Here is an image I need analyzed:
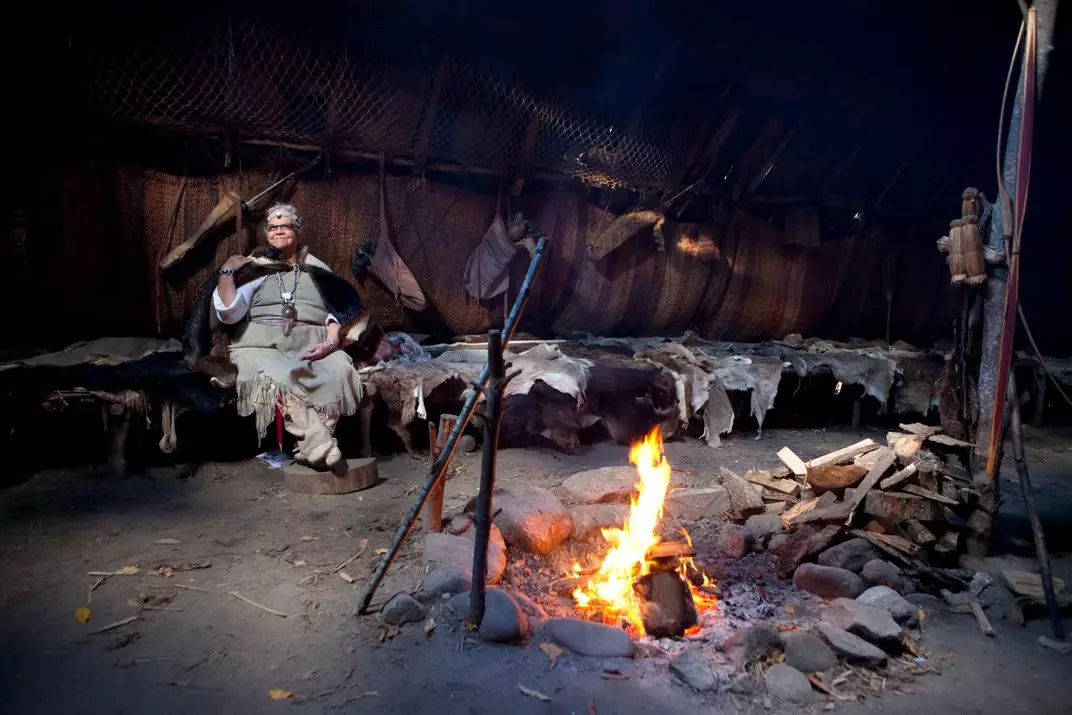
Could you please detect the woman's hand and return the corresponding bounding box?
[301,340,337,362]
[220,255,252,272]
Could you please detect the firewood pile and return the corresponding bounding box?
[719,424,978,582]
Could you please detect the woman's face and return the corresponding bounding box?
[266,219,298,255]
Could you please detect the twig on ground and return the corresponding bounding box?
[88,577,106,604]
[88,615,140,635]
[139,605,183,612]
[147,583,210,592]
[333,540,370,574]
[227,590,288,617]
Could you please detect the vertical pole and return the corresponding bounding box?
[422,422,442,533]
[470,330,504,627]
[1007,373,1065,642]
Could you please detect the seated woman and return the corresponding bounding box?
[209,203,369,470]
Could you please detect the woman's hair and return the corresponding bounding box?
[264,202,303,233]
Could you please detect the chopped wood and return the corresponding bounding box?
[646,541,696,560]
[778,492,836,530]
[777,447,808,476]
[899,423,942,439]
[806,464,866,493]
[879,462,918,490]
[1001,570,1066,600]
[854,449,886,470]
[790,501,853,525]
[864,490,945,523]
[859,532,921,557]
[886,431,910,447]
[88,615,140,635]
[227,591,288,618]
[769,465,793,479]
[903,519,937,546]
[719,467,765,519]
[902,484,959,505]
[927,434,974,448]
[745,469,801,496]
[804,524,844,558]
[891,434,923,461]
[844,447,897,525]
[917,470,939,493]
[968,595,995,636]
[806,439,879,469]
[864,520,887,534]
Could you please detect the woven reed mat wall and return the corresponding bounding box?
[26,162,956,349]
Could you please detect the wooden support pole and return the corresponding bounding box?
[470,330,505,628]
[357,235,548,615]
[1007,372,1066,644]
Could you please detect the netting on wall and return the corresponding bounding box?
[70,18,685,191]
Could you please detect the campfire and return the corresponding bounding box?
[569,426,719,638]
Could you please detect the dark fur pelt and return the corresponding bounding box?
[181,245,370,378]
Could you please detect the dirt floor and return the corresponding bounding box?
[1,424,1071,714]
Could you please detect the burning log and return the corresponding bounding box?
[634,569,698,638]
[646,541,696,560]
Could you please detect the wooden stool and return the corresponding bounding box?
[282,457,379,495]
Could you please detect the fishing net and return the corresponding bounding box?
[70,18,686,192]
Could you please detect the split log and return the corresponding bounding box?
[646,541,696,560]
[769,465,794,479]
[927,433,974,448]
[891,434,923,461]
[933,530,961,557]
[844,447,897,524]
[858,531,921,557]
[805,439,879,469]
[806,464,866,494]
[744,469,801,496]
[917,470,940,493]
[777,447,808,476]
[854,449,886,470]
[779,492,836,529]
[282,458,379,495]
[720,467,765,519]
[878,462,918,490]
[902,484,959,505]
[635,570,698,638]
[904,519,937,546]
[863,490,945,523]
[864,521,887,534]
[899,423,942,439]
[789,501,853,525]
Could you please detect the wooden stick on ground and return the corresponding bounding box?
[333,540,369,574]
[228,591,288,618]
[88,615,140,635]
[968,595,995,637]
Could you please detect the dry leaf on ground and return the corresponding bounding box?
[538,641,565,666]
[75,607,92,624]
[268,688,293,700]
[517,683,551,702]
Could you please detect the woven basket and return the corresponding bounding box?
[961,216,985,285]
[947,219,967,285]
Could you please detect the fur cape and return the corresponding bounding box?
[181,245,378,386]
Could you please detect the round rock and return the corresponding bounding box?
[422,566,472,600]
[857,585,919,627]
[782,630,837,673]
[459,434,478,452]
[545,618,634,658]
[765,663,814,704]
[381,592,427,625]
[444,588,529,643]
[817,538,880,573]
[861,559,905,592]
[490,485,573,554]
[669,649,717,692]
[793,563,865,599]
[721,625,783,669]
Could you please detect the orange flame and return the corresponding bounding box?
[571,426,717,636]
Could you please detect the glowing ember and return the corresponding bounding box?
[571,426,718,636]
